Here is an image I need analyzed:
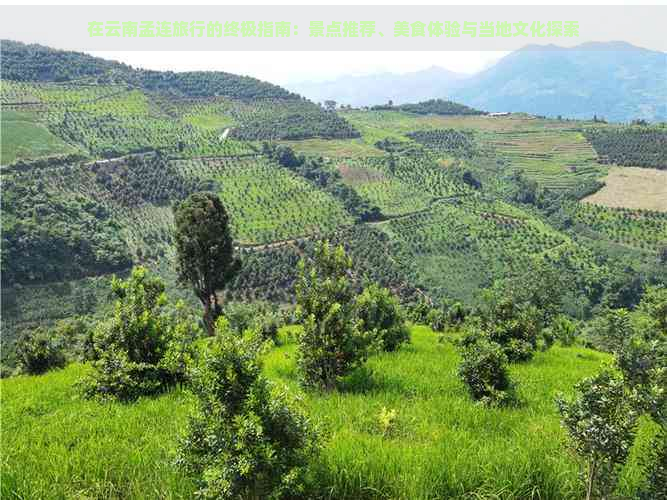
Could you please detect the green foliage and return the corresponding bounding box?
[510,170,540,205]
[177,156,353,244]
[613,288,667,423]
[355,283,410,352]
[478,292,542,362]
[1,326,619,499]
[566,201,667,254]
[265,144,382,222]
[175,321,318,499]
[296,241,368,391]
[223,301,263,334]
[229,99,359,140]
[2,82,354,161]
[173,192,240,335]
[406,297,433,323]
[406,128,475,156]
[488,128,601,192]
[1,40,298,100]
[426,307,447,332]
[223,301,286,343]
[15,327,66,375]
[90,153,203,207]
[584,126,667,169]
[556,370,638,500]
[638,284,667,334]
[639,427,667,500]
[1,176,131,286]
[584,308,634,353]
[457,334,515,406]
[49,316,94,361]
[372,99,484,116]
[83,267,197,401]
[0,109,79,164]
[553,315,578,346]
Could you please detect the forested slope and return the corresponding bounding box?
[1,42,666,373]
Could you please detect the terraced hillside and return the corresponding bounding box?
[486,129,602,190]
[2,43,666,371]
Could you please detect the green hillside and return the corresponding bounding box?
[3,70,667,351]
[1,42,666,500]
[4,325,647,500]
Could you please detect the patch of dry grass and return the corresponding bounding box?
[583,166,667,212]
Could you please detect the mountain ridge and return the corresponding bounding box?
[288,41,667,122]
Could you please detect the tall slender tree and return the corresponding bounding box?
[173,192,240,335]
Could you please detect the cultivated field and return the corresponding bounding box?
[583,166,667,212]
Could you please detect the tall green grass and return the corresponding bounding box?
[3,325,651,499]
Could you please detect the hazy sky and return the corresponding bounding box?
[22,0,663,86]
[88,51,510,85]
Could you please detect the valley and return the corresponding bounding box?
[1,39,666,500]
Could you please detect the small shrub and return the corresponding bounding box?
[444,301,468,326]
[584,308,634,353]
[539,327,556,351]
[223,302,285,343]
[83,267,198,401]
[176,321,318,499]
[407,297,432,323]
[553,315,577,346]
[15,327,66,375]
[296,241,368,391]
[50,316,93,361]
[457,335,515,406]
[426,307,446,332]
[256,309,284,343]
[377,407,399,438]
[355,284,410,352]
[223,301,259,334]
[638,284,667,334]
[480,295,541,362]
[556,370,638,500]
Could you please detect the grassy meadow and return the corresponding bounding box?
[4,325,656,500]
[0,109,79,164]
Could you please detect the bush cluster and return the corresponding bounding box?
[82,267,198,401]
[355,284,410,352]
[223,301,286,343]
[176,320,318,499]
[457,334,515,406]
[15,327,66,375]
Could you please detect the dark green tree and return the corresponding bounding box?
[173,192,240,335]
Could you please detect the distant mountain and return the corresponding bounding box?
[287,66,468,108]
[289,42,666,123]
[449,41,666,123]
